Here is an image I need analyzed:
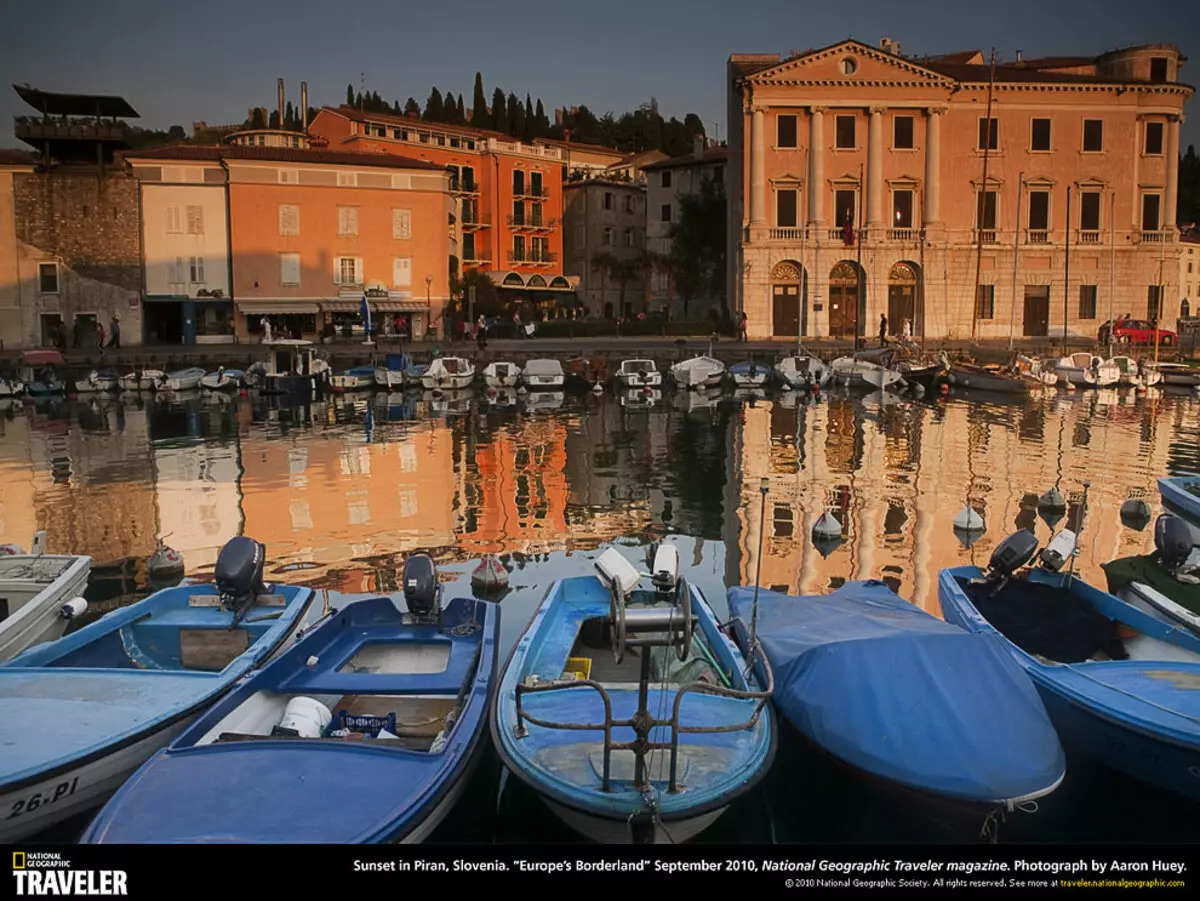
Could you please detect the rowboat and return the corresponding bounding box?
[521,359,565,390]
[163,367,206,392]
[1107,356,1161,388]
[420,357,475,391]
[1155,363,1200,389]
[774,354,830,389]
[614,360,661,389]
[829,356,904,391]
[492,542,775,843]
[330,366,377,391]
[0,537,313,841]
[728,360,772,388]
[1055,352,1119,388]
[200,367,244,391]
[670,355,725,389]
[1102,515,1200,635]
[373,353,420,391]
[484,361,522,388]
[946,363,1029,395]
[0,536,91,662]
[74,370,119,393]
[79,554,499,844]
[1158,474,1200,522]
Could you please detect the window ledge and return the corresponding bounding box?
[832,146,860,152]
[890,146,919,152]
[1028,149,1053,154]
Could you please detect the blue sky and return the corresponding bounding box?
[1,0,1197,149]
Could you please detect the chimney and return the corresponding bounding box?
[277,79,285,128]
[879,37,891,53]
[1015,49,1023,64]
[693,134,705,158]
[301,82,308,131]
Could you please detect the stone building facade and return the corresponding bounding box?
[562,178,647,316]
[727,39,1193,342]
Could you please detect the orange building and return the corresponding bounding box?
[124,144,453,341]
[727,39,1193,341]
[309,107,582,309]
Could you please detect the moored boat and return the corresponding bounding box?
[246,340,329,399]
[1155,362,1200,389]
[0,537,91,662]
[330,365,377,392]
[521,358,565,390]
[163,367,206,392]
[1102,515,1200,635]
[74,369,119,393]
[946,363,1030,395]
[79,554,499,845]
[1107,355,1161,388]
[830,356,904,391]
[1158,474,1200,522]
[728,580,1065,828]
[670,355,725,389]
[0,374,24,397]
[775,354,830,389]
[200,367,244,391]
[420,356,475,391]
[614,359,661,389]
[491,542,775,843]
[0,537,314,841]
[1056,352,1119,388]
[19,350,66,396]
[1012,355,1059,387]
[484,361,522,388]
[373,353,421,391]
[728,360,772,388]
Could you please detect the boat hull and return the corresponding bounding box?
[421,374,474,390]
[485,375,520,388]
[948,367,1029,395]
[542,797,726,844]
[0,563,91,664]
[372,369,406,390]
[1158,476,1200,522]
[731,372,770,388]
[615,373,662,389]
[521,376,564,390]
[75,379,118,393]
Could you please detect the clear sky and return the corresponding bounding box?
[1,0,1197,149]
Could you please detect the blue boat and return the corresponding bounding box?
[728,360,772,388]
[0,537,314,842]
[1158,474,1200,523]
[938,526,1200,802]
[727,580,1066,827]
[18,349,65,396]
[80,554,500,844]
[491,542,775,844]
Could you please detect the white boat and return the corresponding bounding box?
[614,359,662,389]
[421,356,476,391]
[329,366,376,391]
[371,366,405,390]
[829,356,905,391]
[0,536,91,663]
[1106,355,1162,388]
[1013,355,1060,386]
[520,358,565,390]
[670,355,725,389]
[728,360,772,388]
[120,370,167,391]
[775,354,830,389]
[200,367,244,391]
[1155,363,1200,388]
[0,376,26,397]
[484,361,522,388]
[1055,352,1119,388]
[246,339,330,399]
[73,370,119,393]
[163,367,205,392]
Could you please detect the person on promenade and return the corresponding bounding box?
[95,321,106,358]
[108,316,121,349]
[476,315,488,351]
[738,312,748,341]
[879,314,888,347]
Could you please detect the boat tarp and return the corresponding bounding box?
[727,580,1064,804]
[1104,554,1200,616]
[524,359,563,377]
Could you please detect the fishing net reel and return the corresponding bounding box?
[595,547,694,666]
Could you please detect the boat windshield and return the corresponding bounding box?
[624,361,653,373]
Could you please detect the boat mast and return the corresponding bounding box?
[1063,186,1071,344]
[971,49,997,341]
[1154,240,1165,365]
[749,476,769,654]
[1007,171,1023,351]
[856,161,865,349]
[1108,190,1116,356]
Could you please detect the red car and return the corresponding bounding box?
[1098,318,1177,346]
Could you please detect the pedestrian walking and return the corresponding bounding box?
[879,314,888,347]
[95,321,106,358]
[108,316,121,349]
[738,312,748,341]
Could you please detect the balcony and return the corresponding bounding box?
[529,216,557,232]
[507,214,535,230]
[1140,230,1175,244]
[887,228,922,242]
[509,251,557,266]
[1026,229,1051,244]
[463,251,492,265]
[769,227,806,241]
[1076,229,1101,245]
[973,228,998,244]
[462,212,492,230]
[449,179,480,196]
[514,184,549,200]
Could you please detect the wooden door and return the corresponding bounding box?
[772,285,800,336]
[1023,286,1050,337]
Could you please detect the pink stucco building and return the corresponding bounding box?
[727,39,1193,341]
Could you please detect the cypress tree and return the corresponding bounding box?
[346,84,355,106]
[424,88,444,121]
[491,89,507,132]
[472,72,489,128]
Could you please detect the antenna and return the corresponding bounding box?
[359,72,366,110]
[749,477,769,652]
[1068,481,1090,583]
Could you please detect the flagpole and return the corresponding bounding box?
[361,293,374,346]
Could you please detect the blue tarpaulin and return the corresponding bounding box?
[727,580,1065,805]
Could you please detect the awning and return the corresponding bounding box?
[236,302,320,315]
[322,300,429,313]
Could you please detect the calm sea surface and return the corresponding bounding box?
[3,383,1199,844]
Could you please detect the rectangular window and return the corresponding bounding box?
[603,192,613,210]
[512,169,525,194]
[835,189,857,227]
[278,204,299,236]
[186,205,204,234]
[1147,285,1163,321]
[1142,194,1161,231]
[169,256,184,284]
[1080,193,1101,231]
[892,190,913,228]
[1083,119,1104,152]
[835,115,856,149]
[777,114,797,148]
[337,172,357,187]
[661,204,671,222]
[165,206,183,234]
[624,195,635,213]
[392,209,411,239]
[189,256,205,284]
[602,226,614,245]
[280,252,301,286]
[278,169,298,184]
[976,285,995,319]
[1150,57,1168,83]
[337,206,358,236]
[1031,118,1051,151]
[38,262,58,293]
[462,233,475,261]
[624,228,635,247]
[512,200,524,224]
[893,116,914,149]
[1145,121,1164,155]
[530,171,543,195]
[776,189,797,228]
[512,235,525,260]
[977,117,998,151]
[461,166,475,191]
[335,256,361,285]
[976,191,997,229]
[1028,191,1050,231]
[1078,285,1098,320]
[530,205,543,227]
[661,170,672,188]
[392,257,411,288]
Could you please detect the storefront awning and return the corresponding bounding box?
[237,302,320,315]
[322,300,429,313]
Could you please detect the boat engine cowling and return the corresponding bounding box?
[214,536,266,612]
[650,541,680,595]
[402,553,439,620]
[987,529,1039,579]
[1155,514,1194,571]
[1038,530,1077,572]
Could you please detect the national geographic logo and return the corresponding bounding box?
[13,851,127,896]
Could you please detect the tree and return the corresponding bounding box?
[284,101,294,129]
[392,99,402,114]
[355,91,363,109]
[440,89,455,123]
[1180,144,1199,226]
[167,124,186,141]
[491,89,507,132]
[404,97,420,116]
[268,110,280,129]
[668,178,726,317]
[472,72,489,129]
[346,84,355,106]
[424,88,444,121]
[250,108,266,129]
[509,92,525,140]
[523,94,535,141]
[450,268,504,318]
[534,99,549,137]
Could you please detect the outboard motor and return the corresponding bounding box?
[1038,529,1077,573]
[649,541,680,596]
[981,529,1039,595]
[214,536,266,618]
[402,552,441,624]
[1155,514,1194,572]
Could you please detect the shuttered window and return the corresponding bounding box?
[392,209,411,239]
[337,206,359,236]
[186,205,204,234]
[279,204,300,236]
[281,253,301,286]
[393,257,412,288]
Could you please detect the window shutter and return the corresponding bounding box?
[333,257,342,285]
[392,209,411,239]
[355,258,364,285]
[393,257,412,287]
[187,205,204,234]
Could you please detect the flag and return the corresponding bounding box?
[842,219,855,246]
[360,294,372,333]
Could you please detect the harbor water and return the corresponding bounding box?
[2,383,1199,843]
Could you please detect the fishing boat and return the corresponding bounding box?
[0,374,24,397]
[829,356,904,391]
[372,353,418,391]
[1012,355,1059,387]
[946,363,1030,395]
[420,356,475,391]
[79,554,499,845]
[521,359,565,390]
[18,350,65,396]
[73,370,119,393]
[614,359,661,389]
[484,361,522,388]
[1102,515,1200,635]
[163,367,206,392]
[895,359,946,391]
[246,339,329,399]
[471,555,509,593]
[728,360,772,388]
[775,354,830,389]
[727,580,1065,829]
[1155,363,1200,389]
[670,355,725,389]
[200,367,244,391]
[0,535,91,663]
[1159,474,1200,522]
[1055,352,1119,388]
[937,516,1200,802]
[491,542,775,844]
[330,365,376,392]
[0,536,314,842]
[1106,356,1161,388]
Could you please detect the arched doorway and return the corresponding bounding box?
[887,261,923,337]
[828,260,862,340]
[770,260,807,337]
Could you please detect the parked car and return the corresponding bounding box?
[1098,318,1177,346]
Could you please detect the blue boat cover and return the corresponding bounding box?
[727,580,1065,804]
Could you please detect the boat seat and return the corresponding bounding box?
[279,637,478,696]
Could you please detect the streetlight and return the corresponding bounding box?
[425,274,433,340]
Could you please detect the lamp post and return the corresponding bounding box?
[425,274,433,341]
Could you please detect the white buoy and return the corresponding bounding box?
[1037,487,1066,511]
[953,506,985,532]
[592,382,603,393]
[812,510,843,540]
[60,597,88,619]
[470,555,509,592]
